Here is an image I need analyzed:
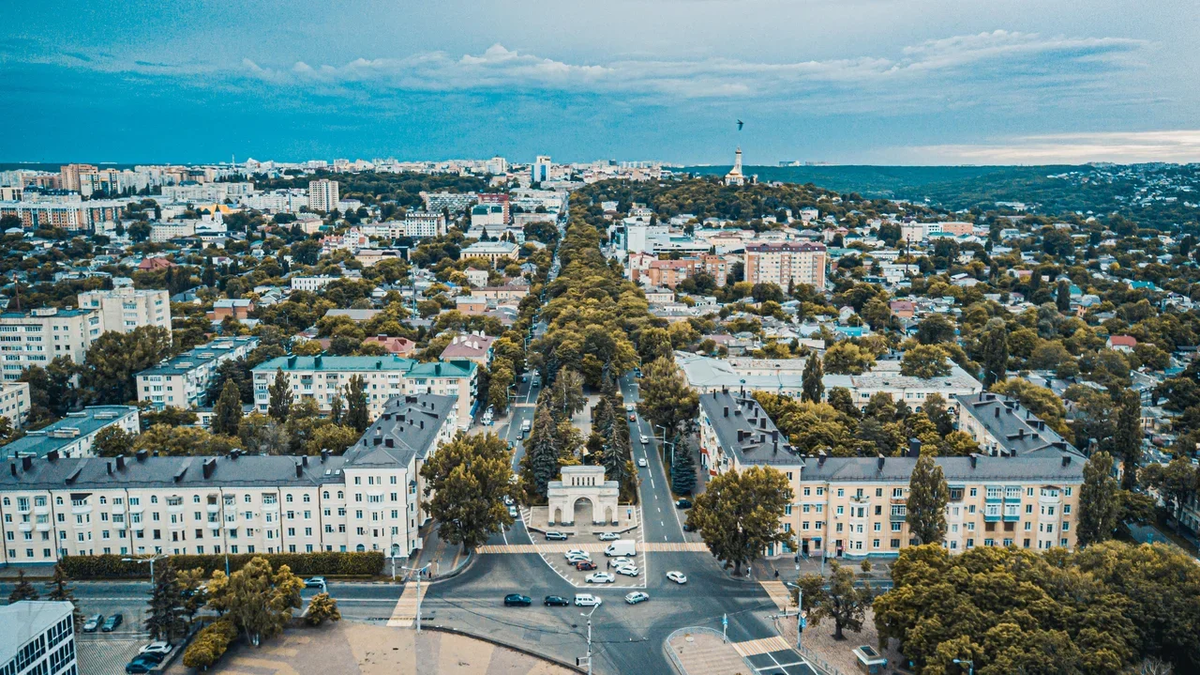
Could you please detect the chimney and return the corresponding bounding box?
[877,454,885,471]
[969,453,978,469]
[287,355,297,368]
[46,450,59,463]
[385,438,394,448]
[419,420,424,429]
[321,450,330,463]
[21,456,32,471]
[116,456,126,471]
[1018,429,1025,439]
[1062,455,1072,467]
[759,418,767,429]
[9,463,15,477]
[373,437,382,446]
[908,438,921,457]
[772,430,779,442]
[818,451,827,467]
[106,461,113,475]
[994,407,1000,418]
[296,463,304,478]
[723,407,729,417]
[203,458,216,479]
[135,449,148,462]
[301,456,309,467]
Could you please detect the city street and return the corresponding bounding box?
[620,372,687,545]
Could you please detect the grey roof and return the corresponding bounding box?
[799,453,1084,484]
[1,406,138,460]
[699,391,800,466]
[0,601,73,661]
[341,394,456,468]
[679,352,805,392]
[137,336,259,377]
[955,392,1077,456]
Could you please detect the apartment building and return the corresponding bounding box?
[697,391,1084,560]
[76,287,171,334]
[460,241,520,268]
[478,193,510,223]
[290,275,337,292]
[0,308,102,379]
[252,355,477,429]
[403,211,447,239]
[0,601,77,675]
[955,392,1076,457]
[470,204,506,229]
[59,164,97,193]
[0,383,30,428]
[307,179,340,213]
[420,191,477,214]
[0,200,125,233]
[744,241,827,289]
[0,406,140,460]
[0,394,456,566]
[135,337,258,410]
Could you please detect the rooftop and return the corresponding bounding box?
[341,394,457,468]
[253,354,476,379]
[137,336,259,377]
[955,392,1077,457]
[0,406,138,460]
[0,602,73,661]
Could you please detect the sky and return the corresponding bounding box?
[1,0,1198,165]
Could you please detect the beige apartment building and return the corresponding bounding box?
[744,241,827,289]
[0,394,456,566]
[0,383,30,428]
[307,179,340,213]
[77,287,171,335]
[0,308,102,380]
[697,391,1084,560]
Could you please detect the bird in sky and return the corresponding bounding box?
[737,120,744,131]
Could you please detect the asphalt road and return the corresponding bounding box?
[620,372,686,545]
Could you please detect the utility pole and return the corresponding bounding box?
[400,562,431,633]
[578,604,598,675]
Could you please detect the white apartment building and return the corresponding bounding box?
[0,602,77,675]
[0,383,31,429]
[403,211,447,239]
[0,394,456,565]
[239,189,308,213]
[532,156,552,183]
[0,406,140,461]
[0,308,102,379]
[290,276,337,292]
[135,337,259,410]
[308,179,340,213]
[252,355,478,429]
[160,182,254,203]
[744,241,827,289]
[76,287,171,335]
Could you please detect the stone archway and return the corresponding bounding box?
[572,497,595,526]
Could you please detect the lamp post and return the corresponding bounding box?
[953,659,974,675]
[122,553,168,586]
[654,424,676,464]
[400,562,431,633]
[578,603,599,675]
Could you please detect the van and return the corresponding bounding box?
[520,419,532,433]
[604,539,637,557]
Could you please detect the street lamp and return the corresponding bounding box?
[953,659,974,675]
[400,562,431,633]
[655,424,676,465]
[122,553,169,586]
[578,603,599,675]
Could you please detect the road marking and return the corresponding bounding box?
[732,636,793,658]
[476,542,707,554]
[386,581,426,627]
[650,477,655,489]
[759,580,795,611]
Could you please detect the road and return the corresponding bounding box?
[620,372,686,545]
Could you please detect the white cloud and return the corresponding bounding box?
[902,130,1200,164]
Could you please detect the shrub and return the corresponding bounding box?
[305,593,341,626]
[182,619,237,669]
[60,551,385,580]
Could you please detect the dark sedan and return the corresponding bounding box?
[503,594,532,607]
[543,595,569,607]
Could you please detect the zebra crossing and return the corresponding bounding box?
[732,636,794,658]
[475,541,708,554]
[386,580,426,627]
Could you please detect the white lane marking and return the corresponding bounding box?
[650,477,655,489]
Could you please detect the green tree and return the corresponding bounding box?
[488,365,513,416]
[906,455,949,545]
[1140,457,1199,527]
[45,564,82,630]
[133,424,238,456]
[923,393,954,436]
[687,465,793,576]
[801,354,824,403]
[1056,280,1072,313]
[980,318,1009,387]
[211,379,244,437]
[305,593,341,626]
[823,342,876,375]
[796,561,873,640]
[827,387,859,419]
[93,426,135,457]
[206,557,303,647]
[145,560,187,642]
[8,570,39,603]
[637,356,699,440]
[238,413,290,455]
[419,432,515,554]
[549,369,586,422]
[670,439,697,495]
[916,313,956,345]
[305,424,360,455]
[84,326,174,404]
[900,344,952,379]
[344,374,370,432]
[1114,387,1144,490]
[267,368,292,422]
[1078,451,1121,547]
[520,405,563,503]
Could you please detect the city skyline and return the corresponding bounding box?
[2,0,1198,165]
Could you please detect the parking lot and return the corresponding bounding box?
[77,626,162,674]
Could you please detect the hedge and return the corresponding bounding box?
[60,551,385,580]
[183,619,237,669]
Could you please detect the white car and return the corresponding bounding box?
[639,434,649,444]
[566,554,592,566]
[615,565,640,577]
[625,591,650,605]
[586,572,616,584]
[139,641,172,656]
[610,557,634,566]
[598,532,620,541]
[574,594,602,607]
[637,457,648,467]
[666,571,688,585]
[564,549,590,560]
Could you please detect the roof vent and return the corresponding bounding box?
[116,456,126,471]
[21,456,32,471]
[969,453,978,469]
[136,449,149,462]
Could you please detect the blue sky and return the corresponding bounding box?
[2,0,1198,165]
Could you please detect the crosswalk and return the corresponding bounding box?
[475,542,709,554]
[386,581,426,627]
[759,580,795,611]
[732,636,793,658]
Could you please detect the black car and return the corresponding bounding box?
[682,522,696,532]
[101,613,123,632]
[504,594,532,607]
[543,595,569,607]
[675,498,693,510]
[125,655,161,675]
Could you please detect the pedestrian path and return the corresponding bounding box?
[386,581,426,627]
[759,580,795,611]
[475,542,708,554]
[732,636,793,658]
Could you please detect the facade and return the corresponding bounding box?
[76,287,171,334]
[252,355,477,429]
[824,358,982,412]
[470,204,506,229]
[0,406,140,460]
[403,211,447,239]
[744,241,827,289]
[460,241,520,268]
[0,383,31,428]
[420,191,477,214]
[0,200,125,233]
[307,179,340,213]
[0,308,102,379]
[532,156,552,184]
[0,602,76,675]
[547,466,619,526]
[135,337,259,410]
[59,164,97,193]
[208,298,254,321]
[290,275,337,292]
[697,391,1084,560]
[0,394,456,565]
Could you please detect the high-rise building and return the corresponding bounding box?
[0,602,77,675]
[403,211,447,239]
[531,156,551,183]
[76,287,171,334]
[744,241,827,289]
[0,308,102,379]
[0,200,126,233]
[59,164,97,193]
[307,179,340,213]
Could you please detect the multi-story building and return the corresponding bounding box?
[697,391,1084,560]
[59,164,97,193]
[76,288,171,335]
[0,308,102,379]
[0,601,77,675]
[290,276,337,292]
[478,193,510,223]
[403,211,447,239]
[252,355,477,429]
[307,179,340,213]
[0,383,31,428]
[531,156,552,183]
[135,337,259,410]
[954,392,1076,457]
[0,406,140,460]
[0,200,126,233]
[470,203,506,229]
[419,191,477,214]
[460,241,520,268]
[745,241,827,289]
[0,394,456,565]
[160,182,254,203]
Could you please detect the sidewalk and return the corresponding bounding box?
[667,628,749,675]
[394,523,472,582]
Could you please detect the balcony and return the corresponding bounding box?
[167,502,185,514]
[128,503,144,514]
[71,503,92,515]
[261,502,279,512]
[110,503,126,513]
[33,505,49,516]
[36,522,51,532]
[18,522,32,532]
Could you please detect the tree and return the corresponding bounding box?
[823,342,876,375]
[916,314,956,345]
[549,369,586,422]
[267,369,292,422]
[801,354,824,403]
[305,593,341,626]
[923,393,954,436]
[128,221,152,242]
[520,405,563,503]
[419,432,515,554]
[45,564,82,630]
[827,387,859,419]
[83,326,174,404]
[1057,280,1072,313]
[980,318,1009,387]
[900,344,952,379]
[206,557,303,647]
[329,393,344,425]
[1114,387,1143,490]
[488,365,513,416]
[145,560,187,642]
[305,424,360,455]
[1078,451,1121,546]
[687,465,793,576]
[134,424,238,456]
[906,455,949,545]
[211,379,243,437]
[238,413,291,455]
[93,426,135,457]
[344,374,370,432]
[796,561,872,640]
[1141,457,1199,527]
[8,570,39,603]
[637,356,699,439]
[177,567,208,629]
[670,439,697,495]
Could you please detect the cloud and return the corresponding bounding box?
[903,130,1200,164]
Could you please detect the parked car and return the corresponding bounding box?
[508,505,518,518]
[125,656,160,674]
[609,557,634,567]
[682,522,696,532]
[574,594,602,607]
[666,571,688,584]
[637,457,648,467]
[139,641,173,655]
[504,594,533,607]
[598,532,620,541]
[574,560,597,571]
[82,614,103,633]
[615,565,640,577]
[564,549,590,560]
[304,576,327,589]
[639,434,649,444]
[586,572,616,584]
[675,498,693,510]
[625,591,650,605]
[545,531,568,541]
[101,614,123,632]
[543,595,570,607]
